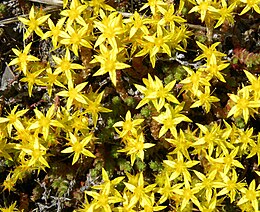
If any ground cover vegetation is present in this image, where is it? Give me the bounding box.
[0,0,260,211]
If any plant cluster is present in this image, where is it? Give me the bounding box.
[0,0,260,211]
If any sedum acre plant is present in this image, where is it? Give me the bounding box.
[0,0,260,211]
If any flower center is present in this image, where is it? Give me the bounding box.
[227,180,236,190]
[8,114,17,124]
[164,118,174,128]
[247,0,255,6]
[69,88,78,99]
[105,61,115,72]
[123,120,133,131]
[134,19,142,29]
[19,53,27,63]
[237,98,249,109]
[155,37,164,47]
[104,26,115,38]
[200,2,209,12]
[32,149,43,160]
[68,9,79,20]
[73,142,83,153]
[29,18,38,30]
[40,117,50,126]
[61,60,71,71]
[70,33,81,44]
[52,27,60,36]
[246,190,256,201]
[135,141,144,150]
[157,89,166,98]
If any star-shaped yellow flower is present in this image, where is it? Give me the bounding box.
[9,42,40,75]
[61,132,95,165]
[18,6,50,40]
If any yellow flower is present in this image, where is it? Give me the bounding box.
[2,174,16,192]
[166,129,192,160]
[143,25,172,68]
[84,90,112,128]
[91,45,130,86]
[76,192,93,211]
[247,132,260,165]
[203,54,229,82]
[52,48,85,79]
[0,201,19,212]
[68,110,89,134]
[174,181,202,211]
[214,0,236,28]
[244,70,260,100]
[240,0,260,15]
[124,172,157,208]
[61,132,95,165]
[235,127,255,152]
[200,196,217,212]
[237,180,260,211]
[140,192,167,211]
[208,147,244,174]
[88,0,115,14]
[43,17,66,49]
[28,105,64,140]
[179,66,210,95]
[194,41,226,61]
[153,103,192,138]
[17,136,50,168]
[0,138,14,161]
[18,6,50,40]
[158,4,186,29]
[134,74,157,109]
[164,152,199,183]
[118,132,155,165]
[0,105,28,136]
[94,10,125,49]
[227,88,260,124]
[85,182,123,211]
[189,0,218,22]
[140,0,167,15]
[124,11,150,38]
[194,123,226,157]
[20,69,44,97]
[113,110,144,138]
[135,74,179,111]
[60,25,92,56]
[60,0,87,27]
[42,66,66,97]
[56,79,88,110]
[216,170,246,202]
[193,170,218,203]
[92,168,125,197]
[9,42,40,75]
[115,191,135,211]
[191,86,220,113]
[157,172,183,204]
